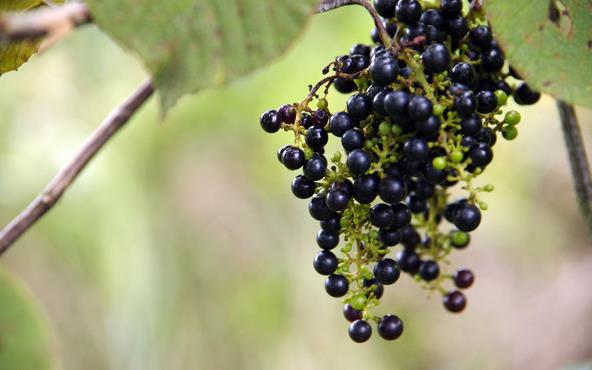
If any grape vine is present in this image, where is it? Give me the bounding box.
[259,0,540,343]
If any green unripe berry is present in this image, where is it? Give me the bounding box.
[450,230,469,247]
[504,110,521,125]
[364,140,374,150]
[433,104,445,116]
[478,201,488,210]
[484,184,495,192]
[494,90,508,106]
[450,150,464,163]
[502,125,518,140]
[317,98,328,110]
[378,121,392,136]
[432,157,447,170]
[391,124,403,135]
[369,230,379,240]
[350,294,367,310]
[304,147,314,159]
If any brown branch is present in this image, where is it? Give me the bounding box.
[0,2,90,42]
[317,0,392,46]
[0,79,155,256]
[557,100,592,234]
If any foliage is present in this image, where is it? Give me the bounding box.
[487,0,592,108]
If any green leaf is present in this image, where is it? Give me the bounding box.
[85,0,319,114]
[0,0,64,75]
[487,0,592,108]
[0,268,57,370]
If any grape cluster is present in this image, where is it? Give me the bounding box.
[259,0,539,343]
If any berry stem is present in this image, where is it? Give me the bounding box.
[0,79,155,255]
[557,100,592,234]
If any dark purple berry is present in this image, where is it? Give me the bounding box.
[343,304,363,322]
[316,229,340,250]
[391,203,412,228]
[303,154,327,181]
[349,320,372,343]
[451,62,477,87]
[374,258,401,285]
[278,104,296,123]
[342,129,365,151]
[347,149,372,175]
[443,290,467,312]
[291,175,315,199]
[384,91,411,117]
[309,194,333,221]
[454,269,475,289]
[378,314,404,340]
[326,190,351,212]
[440,0,462,18]
[260,110,281,133]
[421,43,450,73]
[514,83,541,105]
[403,137,429,161]
[281,146,305,170]
[325,274,349,297]
[371,203,395,228]
[476,90,498,113]
[470,25,492,49]
[419,260,440,281]
[481,48,504,72]
[313,250,338,275]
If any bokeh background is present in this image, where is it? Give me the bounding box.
[0,6,591,370]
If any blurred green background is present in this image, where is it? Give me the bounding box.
[0,6,591,370]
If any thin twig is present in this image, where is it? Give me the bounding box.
[317,0,392,46]
[0,79,154,256]
[557,100,592,234]
[0,3,90,42]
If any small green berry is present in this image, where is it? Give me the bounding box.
[317,98,328,110]
[304,147,314,159]
[369,230,379,240]
[478,201,488,210]
[332,151,342,162]
[378,121,392,136]
[494,90,508,106]
[450,230,469,247]
[432,157,447,170]
[391,124,403,135]
[484,184,495,192]
[350,294,367,310]
[504,110,521,125]
[364,140,374,150]
[450,150,464,163]
[433,104,445,116]
[502,125,518,140]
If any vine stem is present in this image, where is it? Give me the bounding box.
[557,100,592,233]
[0,79,154,256]
[317,0,392,46]
[0,3,90,42]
